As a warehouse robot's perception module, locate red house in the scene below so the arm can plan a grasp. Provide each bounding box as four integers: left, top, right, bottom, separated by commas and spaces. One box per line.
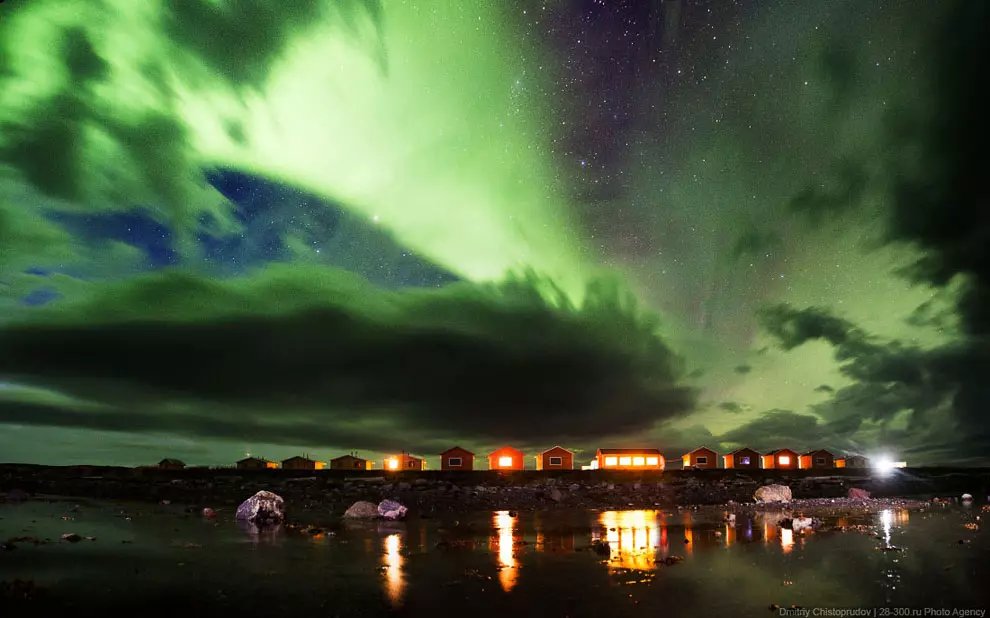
536, 446, 574, 470
440, 446, 475, 471
488, 446, 525, 471
384, 453, 426, 471
681, 446, 717, 469
723, 447, 760, 469
799, 449, 834, 469
761, 449, 798, 470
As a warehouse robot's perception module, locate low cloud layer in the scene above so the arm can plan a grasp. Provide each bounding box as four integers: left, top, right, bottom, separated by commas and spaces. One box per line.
0, 266, 695, 451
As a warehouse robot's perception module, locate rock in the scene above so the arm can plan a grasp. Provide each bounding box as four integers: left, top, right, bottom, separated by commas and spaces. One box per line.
962, 493, 973, 502
2, 489, 28, 502
548, 488, 563, 502
235, 490, 285, 524
343, 501, 379, 519
378, 499, 407, 520
569, 483, 581, 491
848, 488, 871, 500
202, 508, 217, 519
61, 533, 81, 543
414, 478, 429, 486
754, 484, 792, 503
791, 517, 815, 531
396, 482, 411, 491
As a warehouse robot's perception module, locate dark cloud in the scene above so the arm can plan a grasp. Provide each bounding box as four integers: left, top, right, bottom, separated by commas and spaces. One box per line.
733, 364, 752, 375
0, 266, 696, 447
814, 384, 834, 394
788, 157, 869, 223
718, 401, 743, 414
717, 409, 839, 452
730, 229, 782, 261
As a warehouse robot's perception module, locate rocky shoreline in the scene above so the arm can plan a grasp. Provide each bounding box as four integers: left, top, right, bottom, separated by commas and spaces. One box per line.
2, 465, 987, 517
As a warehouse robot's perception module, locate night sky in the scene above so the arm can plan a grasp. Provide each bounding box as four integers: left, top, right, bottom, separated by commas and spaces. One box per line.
0, 0, 987, 467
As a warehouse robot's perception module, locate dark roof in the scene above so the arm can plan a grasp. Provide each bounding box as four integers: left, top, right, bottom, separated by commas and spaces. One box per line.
282, 456, 316, 463
684, 446, 717, 454
236, 457, 271, 464
488, 446, 524, 456
158, 458, 186, 466
597, 448, 662, 455
391, 453, 424, 461
802, 449, 833, 456
330, 454, 367, 462
440, 446, 475, 456
540, 445, 574, 455
766, 449, 797, 455
728, 447, 760, 455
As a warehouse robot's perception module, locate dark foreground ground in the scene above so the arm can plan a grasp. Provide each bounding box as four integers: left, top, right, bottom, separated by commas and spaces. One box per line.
1, 464, 988, 517
1, 495, 988, 617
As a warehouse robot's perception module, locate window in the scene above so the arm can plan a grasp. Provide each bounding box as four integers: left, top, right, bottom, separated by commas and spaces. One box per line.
448, 457, 462, 467
633, 456, 645, 466
549, 456, 562, 466
388, 459, 399, 470
407, 460, 415, 468
740, 456, 751, 465
646, 456, 659, 466
498, 456, 513, 467
619, 456, 632, 466
815, 457, 826, 466
604, 456, 618, 466
696, 456, 707, 464
354, 461, 362, 469
778, 455, 791, 465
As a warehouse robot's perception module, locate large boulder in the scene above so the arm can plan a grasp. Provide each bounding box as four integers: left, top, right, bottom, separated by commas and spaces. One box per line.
754, 484, 792, 503
848, 488, 871, 500
343, 501, 379, 519
378, 499, 407, 520
235, 490, 285, 524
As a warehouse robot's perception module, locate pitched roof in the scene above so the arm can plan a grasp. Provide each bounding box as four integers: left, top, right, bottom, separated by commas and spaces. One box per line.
440, 446, 475, 456
802, 449, 833, 456
540, 445, 574, 455
330, 454, 367, 462
597, 448, 662, 455
158, 458, 185, 466
282, 455, 316, 463
728, 447, 760, 455
684, 446, 716, 454
488, 446, 524, 456
236, 456, 271, 464
766, 448, 797, 455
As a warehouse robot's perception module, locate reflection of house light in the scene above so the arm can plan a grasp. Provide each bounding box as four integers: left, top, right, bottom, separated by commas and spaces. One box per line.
781, 528, 794, 553
778, 456, 790, 465
881, 509, 893, 546
388, 459, 399, 470
498, 456, 513, 467
724, 523, 735, 548
604, 457, 618, 466
683, 527, 693, 555
599, 511, 658, 570
495, 511, 517, 592
383, 534, 403, 605
646, 457, 659, 466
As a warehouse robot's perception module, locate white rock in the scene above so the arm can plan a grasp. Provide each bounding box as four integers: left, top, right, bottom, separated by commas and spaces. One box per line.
378, 499, 407, 520
753, 484, 792, 503
792, 517, 814, 531
962, 493, 973, 501
235, 490, 285, 523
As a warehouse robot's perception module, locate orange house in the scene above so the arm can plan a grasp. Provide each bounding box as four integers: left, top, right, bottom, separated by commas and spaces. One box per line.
761, 449, 798, 470
595, 448, 664, 470
799, 449, 834, 469
384, 453, 426, 471
281, 455, 326, 470
440, 446, 475, 471
723, 447, 760, 469
489, 446, 525, 471
536, 446, 574, 470
681, 446, 717, 469
835, 454, 869, 468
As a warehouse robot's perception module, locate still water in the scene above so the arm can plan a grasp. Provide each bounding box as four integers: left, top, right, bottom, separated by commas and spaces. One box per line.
1, 500, 987, 616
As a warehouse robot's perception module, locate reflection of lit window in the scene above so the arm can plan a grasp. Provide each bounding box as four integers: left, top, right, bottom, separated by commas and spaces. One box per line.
599, 510, 658, 571
619, 456, 632, 466
388, 459, 399, 470
494, 511, 517, 592
740, 456, 750, 465
383, 534, 404, 605
605, 457, 618, 466
633, 456, 645, 466
646, 457, 659, 466
499, 456, 513, 467
778, 456, 790, 465
781, 528, 794, 553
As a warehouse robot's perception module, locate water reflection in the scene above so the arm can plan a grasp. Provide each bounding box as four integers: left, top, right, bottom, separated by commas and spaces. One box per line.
235, 520, 283, 546
595, 510, 660, 570
781, 527, 794, 553
493, 510, 518, 592
383, 533, 404, 605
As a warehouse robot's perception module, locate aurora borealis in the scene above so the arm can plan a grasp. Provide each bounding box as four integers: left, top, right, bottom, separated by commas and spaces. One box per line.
0, 0, 987, 467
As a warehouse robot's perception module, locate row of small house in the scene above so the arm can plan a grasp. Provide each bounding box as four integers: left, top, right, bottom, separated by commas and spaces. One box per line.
157, 446, 872, 472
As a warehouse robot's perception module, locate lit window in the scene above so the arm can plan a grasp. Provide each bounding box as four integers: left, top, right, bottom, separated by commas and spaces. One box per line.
388, 459, 399, 470
632, 456, 645, 466
549, 456, 562, 466
604, 456, 618, 466
448, 457, 462, 467
816, 457, 826, 466
778, 456, 790, 465
696, 456, 707, 465
499, 456, 513, 467
740, 456, 750, 465
619, 456, 632, 466
646, 456, 659, 466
